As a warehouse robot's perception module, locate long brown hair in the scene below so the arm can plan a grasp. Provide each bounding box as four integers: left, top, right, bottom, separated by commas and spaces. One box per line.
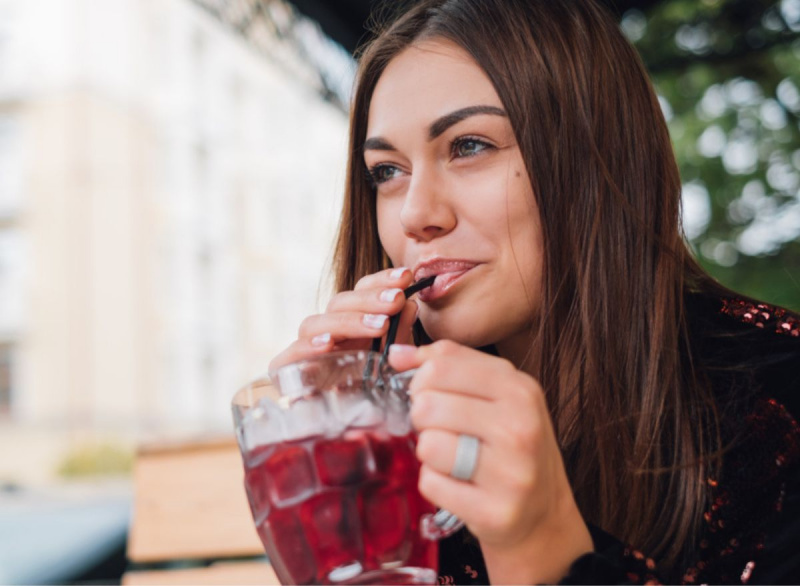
334, 0, 721, 567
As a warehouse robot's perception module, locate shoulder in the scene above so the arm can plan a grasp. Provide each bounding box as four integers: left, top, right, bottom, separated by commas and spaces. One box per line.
717, 297, 800, 338
686, 290, 800, 343
683, 292, 800, 584
686, 291, 800, 418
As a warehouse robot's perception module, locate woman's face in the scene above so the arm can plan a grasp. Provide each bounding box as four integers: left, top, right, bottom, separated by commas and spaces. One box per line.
365, 38, 543, 354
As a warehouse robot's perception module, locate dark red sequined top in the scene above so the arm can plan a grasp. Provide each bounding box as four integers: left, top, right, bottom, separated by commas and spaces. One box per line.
437, 293, 800, 585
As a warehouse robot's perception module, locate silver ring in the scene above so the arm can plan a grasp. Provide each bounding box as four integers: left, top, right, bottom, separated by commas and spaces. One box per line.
451, 434, 480, 481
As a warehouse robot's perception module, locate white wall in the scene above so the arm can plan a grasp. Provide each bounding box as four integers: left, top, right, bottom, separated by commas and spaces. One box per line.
0, 0, 349, 484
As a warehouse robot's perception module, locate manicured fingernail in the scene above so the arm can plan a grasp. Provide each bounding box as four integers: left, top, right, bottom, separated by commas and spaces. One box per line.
380, 288, 403, 303
389, 344, 416, 356
311, 333, 331, 346
390, 267, 410, 280
363, 314, 388, 329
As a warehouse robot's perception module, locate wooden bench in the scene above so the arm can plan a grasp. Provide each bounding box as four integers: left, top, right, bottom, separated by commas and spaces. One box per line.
122, 436, 280, 585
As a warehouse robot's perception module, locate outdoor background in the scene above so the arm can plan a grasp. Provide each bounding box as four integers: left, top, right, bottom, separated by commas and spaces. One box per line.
0, 0, 797, 583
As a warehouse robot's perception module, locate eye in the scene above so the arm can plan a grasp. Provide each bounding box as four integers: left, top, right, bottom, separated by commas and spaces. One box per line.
367, 163, 403, 186
451, 137, 492, 158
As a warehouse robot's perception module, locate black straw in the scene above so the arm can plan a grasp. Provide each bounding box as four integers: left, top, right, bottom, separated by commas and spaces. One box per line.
376, 276, 435, 364
365, 276, 434, 385
370, 276, 434, 353
401, 275, 436, 299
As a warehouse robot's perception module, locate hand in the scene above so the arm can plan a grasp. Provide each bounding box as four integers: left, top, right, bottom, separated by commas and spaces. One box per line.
388, 340, 593, 585
268, 268, 419, 372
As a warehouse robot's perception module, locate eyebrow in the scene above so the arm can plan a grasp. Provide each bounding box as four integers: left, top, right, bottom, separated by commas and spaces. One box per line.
428, 105, 507, 140
363, 104, 507, 152
363, 137, 396, 152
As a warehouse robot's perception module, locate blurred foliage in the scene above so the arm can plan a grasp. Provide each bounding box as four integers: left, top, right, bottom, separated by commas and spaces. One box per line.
626, 0, 800, 311
58, 443, 134, 478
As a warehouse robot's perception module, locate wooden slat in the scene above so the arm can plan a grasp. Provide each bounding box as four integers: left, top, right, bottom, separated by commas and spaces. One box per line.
122, 560, 280, 585
127, 436, 264, 562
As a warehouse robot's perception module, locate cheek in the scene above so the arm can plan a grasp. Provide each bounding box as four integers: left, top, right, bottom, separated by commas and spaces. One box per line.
502, 180, 544, 286
514, 225, 544, 296
472, 172, 541, 250
376, 198, 405, 263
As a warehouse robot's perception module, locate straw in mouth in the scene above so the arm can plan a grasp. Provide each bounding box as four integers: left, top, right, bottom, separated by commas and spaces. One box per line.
364, 276, 434, 389
400, 275, 437, 299
370, 275, 435, 359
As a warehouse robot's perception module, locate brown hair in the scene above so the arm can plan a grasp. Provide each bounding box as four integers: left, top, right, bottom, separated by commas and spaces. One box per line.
333, 0, 721, 567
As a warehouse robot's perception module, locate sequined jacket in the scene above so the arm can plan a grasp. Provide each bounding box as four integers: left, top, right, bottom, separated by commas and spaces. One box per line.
436, 292, 800, 585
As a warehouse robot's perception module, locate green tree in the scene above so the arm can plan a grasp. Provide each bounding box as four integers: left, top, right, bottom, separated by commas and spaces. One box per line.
627, 0, 800, 310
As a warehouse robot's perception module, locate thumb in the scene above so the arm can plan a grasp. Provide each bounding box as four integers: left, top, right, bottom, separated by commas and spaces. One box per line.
386, 342, 423, 371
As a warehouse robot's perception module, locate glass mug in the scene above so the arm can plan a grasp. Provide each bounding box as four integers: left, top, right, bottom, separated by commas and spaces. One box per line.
232, 350, 463, 585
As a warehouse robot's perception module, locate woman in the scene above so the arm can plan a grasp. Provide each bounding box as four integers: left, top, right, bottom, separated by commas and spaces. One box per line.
270, 0, 800, 583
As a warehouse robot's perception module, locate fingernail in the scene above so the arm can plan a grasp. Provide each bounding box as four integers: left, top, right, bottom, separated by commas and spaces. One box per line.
390, 267, 410, 280
380, 288, 403, 303
389, 344, 416, 356
311, 333, 331, 346
363, 314, 388, 329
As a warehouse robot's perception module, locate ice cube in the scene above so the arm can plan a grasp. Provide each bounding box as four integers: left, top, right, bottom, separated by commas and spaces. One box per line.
263, 441, 317, 506
369, 433, 418, 480
284, 394, 330, 440
261, 507, 317, 585
327, 390, 385, 430
244, 451, 274, 524
300, 490, 363, 573
313, 432, 374, 486
238, 398, 285, 453
360, 485, 411, 565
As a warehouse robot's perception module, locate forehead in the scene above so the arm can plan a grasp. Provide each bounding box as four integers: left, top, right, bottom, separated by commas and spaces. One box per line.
367, 39, 503, 135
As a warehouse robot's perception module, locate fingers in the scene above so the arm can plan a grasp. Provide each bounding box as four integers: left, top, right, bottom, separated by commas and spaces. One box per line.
416, 429, 485, 482
416, 423, 539, 489
270, 308, 393, 372
387, 338, 587, 565
417, 465, 482, 523
269, 335, 385, 373
353, 266, 414, 292
325, 283, 406, 314
273, 267, 418, 370
298, 310, 391, 341
268, 337, 336, 373
389, 341, 521, 400
297, 267, 417, 344
411, 389, 493, 435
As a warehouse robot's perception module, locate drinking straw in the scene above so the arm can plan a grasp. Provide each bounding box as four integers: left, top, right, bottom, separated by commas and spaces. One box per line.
370, 276, 435, 353
366, 276, 435, 381
366, 274, 460, 532
378, 275, 435, 367
401, 274, 437, 300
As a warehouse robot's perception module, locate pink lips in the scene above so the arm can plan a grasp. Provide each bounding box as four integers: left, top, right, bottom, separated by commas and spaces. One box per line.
412, 258, 480, 302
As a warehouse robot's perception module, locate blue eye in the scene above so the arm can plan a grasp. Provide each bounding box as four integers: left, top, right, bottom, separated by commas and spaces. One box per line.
452, 137, 490, 158
367, 164, 402, 186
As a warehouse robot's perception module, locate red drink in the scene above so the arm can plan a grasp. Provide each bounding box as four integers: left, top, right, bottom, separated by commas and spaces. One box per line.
244, 428, 438, 585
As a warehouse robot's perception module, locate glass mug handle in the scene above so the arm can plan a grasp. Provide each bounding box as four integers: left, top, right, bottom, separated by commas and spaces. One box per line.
388, 368, 466, 540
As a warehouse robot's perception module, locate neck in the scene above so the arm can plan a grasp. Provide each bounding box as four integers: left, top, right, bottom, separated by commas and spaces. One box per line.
494, 328, 538, 377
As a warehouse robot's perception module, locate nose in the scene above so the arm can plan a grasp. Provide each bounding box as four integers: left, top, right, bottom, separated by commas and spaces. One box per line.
399, 168, 456, 242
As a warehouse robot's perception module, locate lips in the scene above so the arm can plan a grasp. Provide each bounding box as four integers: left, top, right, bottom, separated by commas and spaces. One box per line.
412, 258, 480, 302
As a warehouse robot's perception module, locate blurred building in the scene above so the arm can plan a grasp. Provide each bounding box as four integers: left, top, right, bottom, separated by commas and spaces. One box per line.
0, 0, 348, 484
